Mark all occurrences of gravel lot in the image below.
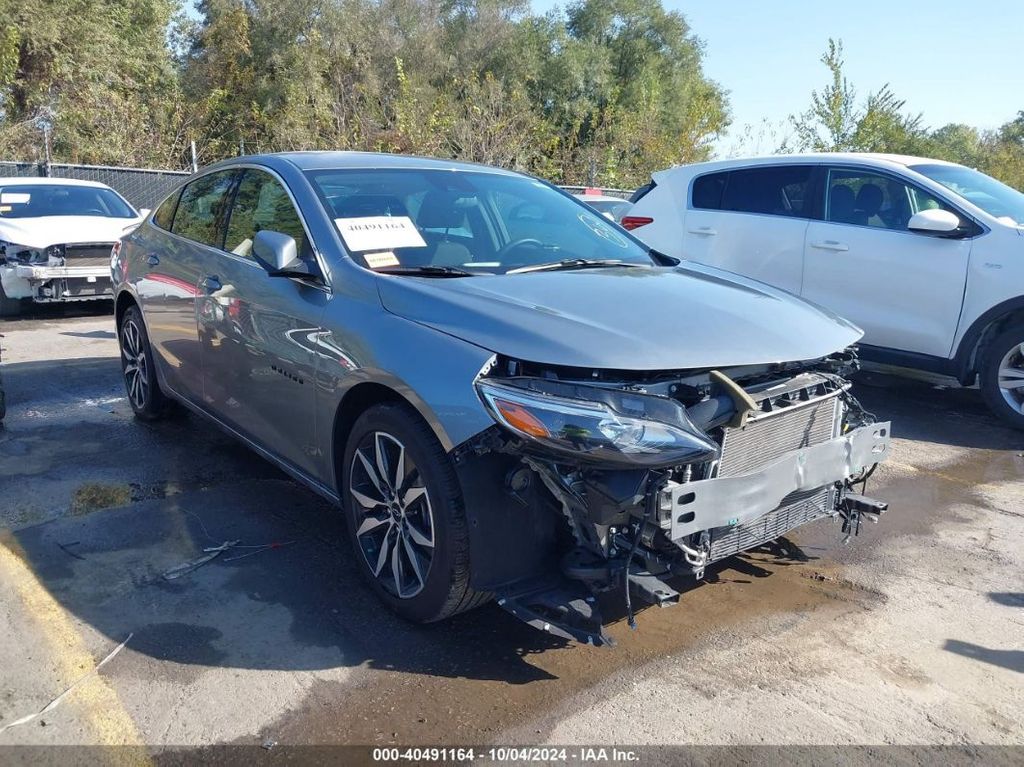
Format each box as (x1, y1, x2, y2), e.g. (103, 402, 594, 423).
(0, 306, 1021, 758)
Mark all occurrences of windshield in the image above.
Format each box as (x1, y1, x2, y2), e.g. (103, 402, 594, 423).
(305, 168, 654, 274)
(0, 183, 136, 219)
(911, 164, 1024, 225)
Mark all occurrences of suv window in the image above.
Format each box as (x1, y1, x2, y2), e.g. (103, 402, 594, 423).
(171, 171, 237, 247)
(720, 166, 814, 217)
(224, 169, 310, 259)
(691, 172, 727, 210)
(825, 168, 952, 231)
(152, 191, 179, 230)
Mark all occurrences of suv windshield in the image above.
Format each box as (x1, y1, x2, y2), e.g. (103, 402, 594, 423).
(0, 184, 136, 219)
(305, 169, 654, 274)
(911, 164, 1024, 225)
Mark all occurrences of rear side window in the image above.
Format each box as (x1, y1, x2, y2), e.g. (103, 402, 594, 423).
(720, 166, 814, 217)
(224, 169, 311, 259)
(692, 172, 727, 209)
(152, 191, 179, 230)
(171, 171, 237, 248)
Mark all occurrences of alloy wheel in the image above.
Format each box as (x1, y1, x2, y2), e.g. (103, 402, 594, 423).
(349, 431, 435, 598)
(997, 342, 1024, 415)
(121, 318, 150, 410)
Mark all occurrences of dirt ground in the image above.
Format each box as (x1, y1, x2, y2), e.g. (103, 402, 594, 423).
(0, 304, 1021, 761)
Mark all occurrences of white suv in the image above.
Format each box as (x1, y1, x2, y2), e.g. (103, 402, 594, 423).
(625, 153, 1024, 428)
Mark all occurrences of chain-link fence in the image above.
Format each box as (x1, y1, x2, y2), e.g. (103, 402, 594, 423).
(0, 161, 190, 211)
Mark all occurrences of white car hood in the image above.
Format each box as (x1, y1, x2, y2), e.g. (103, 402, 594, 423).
(0, 215, 142, 249)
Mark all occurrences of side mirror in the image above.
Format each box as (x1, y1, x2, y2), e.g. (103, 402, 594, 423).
(138, 208, 151, 219)
(252, 230, 313, 278)
(908, 208, 961, 236)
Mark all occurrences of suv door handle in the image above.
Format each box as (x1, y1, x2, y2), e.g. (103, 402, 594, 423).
(201, 275, 222, 293)
(687, 227, 717, 236)
(146, 254, 160, 266)
(810, 240, 849, 252)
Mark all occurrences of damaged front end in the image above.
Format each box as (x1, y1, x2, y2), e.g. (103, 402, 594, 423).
(454, 351, 890, 646)
(0, 241, 115, 304)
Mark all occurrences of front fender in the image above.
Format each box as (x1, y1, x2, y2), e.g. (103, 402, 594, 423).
(313, 305, 496, 473)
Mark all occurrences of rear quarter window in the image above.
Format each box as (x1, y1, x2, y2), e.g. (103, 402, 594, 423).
(171, 171, 238, 248)
(153, 191, 180, 231)
(691, 172, 727, 210)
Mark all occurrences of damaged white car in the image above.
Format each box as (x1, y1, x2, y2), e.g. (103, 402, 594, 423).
(0, 177, 147, 315)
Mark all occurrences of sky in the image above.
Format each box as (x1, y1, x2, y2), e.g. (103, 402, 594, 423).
(529, 0, 1024, 155)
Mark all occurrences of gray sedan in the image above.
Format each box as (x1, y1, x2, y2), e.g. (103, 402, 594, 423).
(112, 152, 891, 645)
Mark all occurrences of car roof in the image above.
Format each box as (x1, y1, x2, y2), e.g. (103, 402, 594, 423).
(212, 151, 523, 177)
(0, 176, 112, 189)
(654, 153, 962, 182)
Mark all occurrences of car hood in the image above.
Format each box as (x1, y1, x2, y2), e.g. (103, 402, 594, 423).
(377, 263, 863, 370)
(0, 216, 142, 249)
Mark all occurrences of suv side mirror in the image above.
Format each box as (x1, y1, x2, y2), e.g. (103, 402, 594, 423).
(908, 209, 961, 236)
(138, 208, 151, 219)
(252, 230, 315, 279)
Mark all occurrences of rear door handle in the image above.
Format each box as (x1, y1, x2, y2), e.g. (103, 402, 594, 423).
(810, 240, 849, 252)
(146, 254, 160, 266)
(687, 227, 717, 236)
(201, 275, 222, 293)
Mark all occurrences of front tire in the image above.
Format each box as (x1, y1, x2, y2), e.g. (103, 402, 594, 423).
(119, 305, 172, 421)
(342, 403, 488, 623)
(979, 323, 1024, 430)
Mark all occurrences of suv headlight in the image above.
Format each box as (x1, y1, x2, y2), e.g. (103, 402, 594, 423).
(476, 379, 719, 467)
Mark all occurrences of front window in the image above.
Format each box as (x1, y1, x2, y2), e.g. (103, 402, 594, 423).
(825, 169, 952, 231)
(911, 163, 1024, 226)
(305, 169, 654, 274)
(0, 183, 136, 219)
(224, 170, 311, 260)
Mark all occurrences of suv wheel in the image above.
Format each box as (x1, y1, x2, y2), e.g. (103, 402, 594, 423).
(342, 403, 488, 623)
(119, 305, 172, 420)
(979, 323, 1024, 429)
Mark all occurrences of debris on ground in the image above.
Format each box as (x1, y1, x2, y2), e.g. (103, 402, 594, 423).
(224, 541, 296, 563)
(162, 541, 239, 580)
(0, 633, 133, 736)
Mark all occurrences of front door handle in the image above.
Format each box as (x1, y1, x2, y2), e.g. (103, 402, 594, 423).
(810, 240, 849, 252)
(687, 227, 717, 236)
(146, 254, 160, 266)
(201, 275, 222, 293)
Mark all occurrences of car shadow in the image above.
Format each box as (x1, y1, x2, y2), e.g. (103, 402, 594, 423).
(0, 356, 1009, 685)
(851, 368, 1023, 451)
(2, 300, 114, 322)
(60, 329, 116, 339)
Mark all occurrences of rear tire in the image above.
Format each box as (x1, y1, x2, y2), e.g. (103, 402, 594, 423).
(979, 323, 1024, 430)
(341, 402, 489, 623)
(119, 305, 173, 421)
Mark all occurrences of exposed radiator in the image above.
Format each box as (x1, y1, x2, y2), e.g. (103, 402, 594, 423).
(715, 390, 842, 479)
(707, 486, 833, 563)
(63, 243, 115, 268)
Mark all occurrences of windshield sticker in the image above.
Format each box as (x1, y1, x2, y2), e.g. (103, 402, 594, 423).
(335, 216, 426, 252)
(364, 251, 401, 269)
(0, 192, 30, 204)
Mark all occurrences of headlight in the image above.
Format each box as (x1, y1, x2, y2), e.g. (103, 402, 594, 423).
(476, 379, 719, 467)
(0, 241, 46, 264)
